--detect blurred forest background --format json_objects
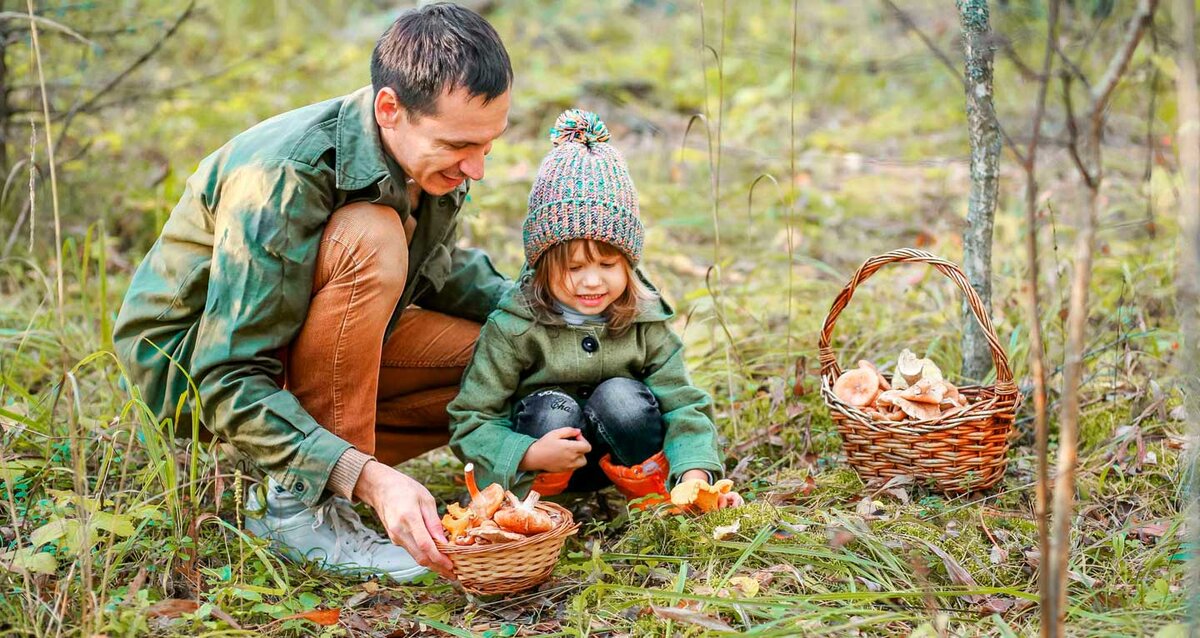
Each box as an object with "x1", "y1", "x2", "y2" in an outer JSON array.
[{"x1": 0, "y1": 0, "x2": 1194, "y2": 636}]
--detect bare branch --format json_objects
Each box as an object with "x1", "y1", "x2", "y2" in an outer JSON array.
[
  {"x1": 882, "y1": 0, "x2": 961, "y2": 81},
  {"x1": 59, "y1": 0, "x2": 196, "y2": 140},
  {"x1": 1024, "y1": 2, "x2": 1059, "y2": 636},
  {"x1": 881, "y1": 0, "x2": 1028, "y2": 167},
  {"x1": 0, "y1": 11, "x2": 94, "y2": 47},
  {"x1": 997, "y1": 34, "x2": 1040, "y2": 82},
  {"x1": 1088, "y1": 0, "x2": 1158, "y2": 117},
  {"x1": 1060, "y1": 72, "x2": 1096, "y2": 189},
  {"x1": 1051, "y1": 38, "x2": 1090, "y2": 89}
]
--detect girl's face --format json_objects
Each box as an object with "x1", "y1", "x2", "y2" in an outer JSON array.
[{"x1": 549, "y1": 240, "x2": 629, "y2": 316}]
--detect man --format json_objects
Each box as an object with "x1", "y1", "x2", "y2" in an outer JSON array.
[{"x1": 113, "y1": 3, "x2": 513, "y2": 582}]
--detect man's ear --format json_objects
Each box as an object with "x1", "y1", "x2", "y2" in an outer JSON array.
[{"x1": 374, "y1": 87, "x2": 404, "y2": 129}]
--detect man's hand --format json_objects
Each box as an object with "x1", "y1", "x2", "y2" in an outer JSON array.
[
  {"x1": 353, "y1": 460, "x2": 455, "y2": 580},
  {"x1": 518, "y1": 427, "x2": 592, "y2": 473}
]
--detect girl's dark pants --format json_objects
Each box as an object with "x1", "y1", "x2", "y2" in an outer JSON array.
[{"x1": 512, "y1": 377, "x2": 665, "y2": 491}]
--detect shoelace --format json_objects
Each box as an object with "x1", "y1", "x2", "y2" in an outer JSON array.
[{"x1": 312, "y1": 497, "x2": 385, "y2": 555}]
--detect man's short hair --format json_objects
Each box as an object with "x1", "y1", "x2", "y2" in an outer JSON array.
[{"x1": 371, "y1": 2, "x2": 513, "y2": 117}]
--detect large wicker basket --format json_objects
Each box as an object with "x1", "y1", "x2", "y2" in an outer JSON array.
[
  {"x1": 436, "y1": 501, "x2": 579, "y2": 595},
  {"x1": 818, "y1": 249, "x2": 1022, "y2": 494}
]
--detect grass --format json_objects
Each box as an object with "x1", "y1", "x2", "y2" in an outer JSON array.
[{"x1": 0, "y1": 0, "x2": 1191, "y2": 636}]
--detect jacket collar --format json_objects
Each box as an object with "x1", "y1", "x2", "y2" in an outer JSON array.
[{"x1": 334, "y1": 86, "x2": 407, "y2": 199}]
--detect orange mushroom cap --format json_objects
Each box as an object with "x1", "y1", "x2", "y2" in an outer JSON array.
[
  {"x1": 833, "y1": 367, "x2": 880, "y2": 407},
  {"x1": 494, "y1": 491, "x2": 555, "y2": 535},
  {"x1": 467, "y1": 483, "x2": 506, "y2": 521}
]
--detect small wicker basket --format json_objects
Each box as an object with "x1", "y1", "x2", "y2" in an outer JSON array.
[
  {"x1": 436, "y1": 501, "x2": 579, "y2": 596},
  {"x1": 818, "y1": 248, "x2": 1022, "y2": 494}
]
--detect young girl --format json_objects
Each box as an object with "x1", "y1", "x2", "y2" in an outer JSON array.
[{"x1": 447, "y1": 109, "x2": 742, "y2": 510}]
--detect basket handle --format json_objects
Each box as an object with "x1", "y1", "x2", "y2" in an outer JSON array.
[{"x1": 817, "y1": 248, "x2": 1017, "y2": 395}]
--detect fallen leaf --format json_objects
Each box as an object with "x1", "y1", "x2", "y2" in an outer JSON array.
[
  {"x1": 1169, "y1": 406, "x2": 1188, "y2": 421},
  {"x1": 712, "y1": 520, "x2": 741, "y2": 541},
  {"x1": 283, "y1": 609, "x2": 341, "y2": 626},
  {"x1": 855, "y1": 497, "x2": 885, "y2": 519},
  {"x1": 977, "y1": 596, "x2": 1016, "y2": 614},
  {"x1": 649, "y1": 605, "x2": 733, "y2": 631},
  {"x1": 146, "y1": 599, "x2": 199, "y2": 619},
  {"x1": 913, "y1": 538, "x2": 977, "y2": 588},
  {"x1": 728, "y1": 576, "x2": 759, "y2": 597},
  {"x1": 989, "y1": 545, "x2": 1008, "y2": 565},
  {"x1": 751, "y1": 564, "x2": 802, "y2": 587},
  {"x1": 857, "y1": 576, "x2": 882, "y2": 592},
  {"x1": 1131, "y1": 522, "x2": 1169, "y2": 543},
  {"x1": 828, "y1": 527, "x2": 856, "y2": 549},
  {"x1": 1068, "y1": 570, "x2": 1097, "y2": 588}
]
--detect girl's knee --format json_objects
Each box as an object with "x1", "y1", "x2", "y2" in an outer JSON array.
[
  {"x1": 585, "y1": 378, "x2": 664, "y2": 466},
  {"x1": 513, "y1": 389, "x2": 584, "y2": 438}
]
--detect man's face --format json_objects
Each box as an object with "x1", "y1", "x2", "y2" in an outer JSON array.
[{"x1": 375, "y1": 87, "x2": 510, "y2": 196}]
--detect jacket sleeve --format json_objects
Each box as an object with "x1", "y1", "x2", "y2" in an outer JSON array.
[
  {"x1": 641, "y1": 322, "x2": 725, "y2": 484},
  {"x1": 415, "y1": 243, "x2": 513, "y2": 323},
  {"x1": 446, "y1": 317, "x2": 538, "y2": 491},
  {"x1": 188, "y1": 161, "x2": 353, "y2": 507}
]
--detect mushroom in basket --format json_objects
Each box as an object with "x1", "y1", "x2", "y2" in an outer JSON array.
[{"x1": 442, "y1": 463, "x2": 559, "y2": 545}]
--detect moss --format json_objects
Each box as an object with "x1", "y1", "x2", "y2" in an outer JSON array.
[
  {"x1": 877, "y1": 516, "x2": 1028, "y2": 588},
  {"x1": 1078, "y1": 402, "x2": 1133, "y2": 452}
]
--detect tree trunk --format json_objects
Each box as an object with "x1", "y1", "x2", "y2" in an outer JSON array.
[
  {"x1": 1173, "y1": 0, "x2": 1200, "y2": 624},
  {"x1": 957, "y1": 0, "x2": 1000, "y2": 382}
]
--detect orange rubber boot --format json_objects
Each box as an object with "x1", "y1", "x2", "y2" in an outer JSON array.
[
  {"x1": 599, "y1": 451, "x2": 670, "y2": 510},
  {"x1": 532, "y1": 470, "x2": 573, "y2": 496}
]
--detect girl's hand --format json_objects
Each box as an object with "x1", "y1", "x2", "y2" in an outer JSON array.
[
  {"x1": 718, "y1": 491, "x2": 745, "y2": 509},
  {"x1": 519, "y1": 427, "x2": 592, "y2": 473},
  {"x1": 678, "y1": 469, "x2": 745, "y2": 509}
]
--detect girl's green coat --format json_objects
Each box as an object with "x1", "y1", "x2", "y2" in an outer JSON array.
[{"x1": 447, "y1": 270, "x2": 724, "y2": 494}]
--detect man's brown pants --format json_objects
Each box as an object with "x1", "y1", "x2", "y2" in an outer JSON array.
[{"x1": 284, "y1": 201, "x2": 480, "y2": 466}]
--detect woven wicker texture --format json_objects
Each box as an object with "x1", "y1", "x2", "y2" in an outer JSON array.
[
  {"x1": 436, "y1": 501, "x2": 579, "y2": 595},
  {"x1": 818, "y1": 248, "x2": 1021, "y2": 494}
]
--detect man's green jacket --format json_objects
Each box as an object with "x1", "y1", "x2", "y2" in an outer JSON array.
[{"x1": 113, "y1": 86, "x2": 510, "y2": 506}]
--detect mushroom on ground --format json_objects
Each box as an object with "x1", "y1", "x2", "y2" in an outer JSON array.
[
  {"x1": 494, "y1": 490, "x2": 555, "y2": 535},
  {"x1": 833, "y1": 367, "x2": 880, "y2": 407},
  {"x1": 670, "y1": 478, "x2": 735, "y2": 513}
]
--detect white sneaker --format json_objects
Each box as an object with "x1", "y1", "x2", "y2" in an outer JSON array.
[{"x1": 244, "y1": 479, "x2": 428, "y2": 582}]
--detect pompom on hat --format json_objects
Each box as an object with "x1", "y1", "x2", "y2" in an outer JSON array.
[{"x1": 522, "y1": 109, "x2": 644, "y2": 266}]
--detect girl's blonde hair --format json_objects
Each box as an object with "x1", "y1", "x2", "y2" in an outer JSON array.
[{"x1": 523, "y1": 239, "x2": 656, "y2": 336}]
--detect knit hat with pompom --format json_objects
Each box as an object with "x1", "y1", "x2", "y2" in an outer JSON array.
[{"x1": 522, "y1": 109, "x2": 644, "y2": 266}]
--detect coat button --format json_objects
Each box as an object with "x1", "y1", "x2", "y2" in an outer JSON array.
[
  {"x1": 293, "y1": 481, "x2": 305, "y2": 494},
  {"x1": 581, "y1": 335, "x2": 599, "y2": 353}
]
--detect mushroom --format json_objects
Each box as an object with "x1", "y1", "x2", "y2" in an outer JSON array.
[
  {"x1": 464, "y1": 463, "x2": 506, "y2": 521},
  {"x1": 900, "y1": 379, "x2": 945, "y2": 405},
  {"x1": 856, "y1": 360, "x2": 890, "y2": 391},
  {"x1": 919, "y1": 358, "x2": 944, "y2": 384},
  {"x1": 441, "y1": 502, "x2": 473, "y2": 543},
  {"x1": 833, "y1": 367, "x2": 880, "y2": 407},
  {"x1": 891, "y1": 395, "x2": 941, "y2": 421},
  {"x1": 670, "y1": 478, "x2": 735, "y2": 513},
  {"x1": 494, "y1": 490, "x2": 555, "y2": 535},
  {"x1": 877, "y1": 390, "x2": 902, "y2": 406},
  {"x1": 467, "y1": 519, "x2": 525, "y2": 544},
  {"x1": 891, "y1": 349, "x2": 924, "y2": 390}
]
